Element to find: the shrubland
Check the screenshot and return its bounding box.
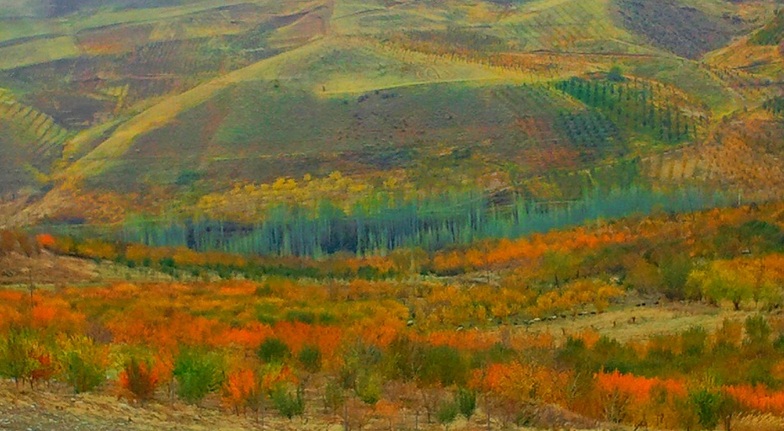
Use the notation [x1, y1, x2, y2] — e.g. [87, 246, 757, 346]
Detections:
[2, 202, 784, 429]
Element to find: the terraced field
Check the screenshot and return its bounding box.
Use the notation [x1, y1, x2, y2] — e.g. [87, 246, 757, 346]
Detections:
[0, 88, 73, 193]
[645, 109, 784, 202]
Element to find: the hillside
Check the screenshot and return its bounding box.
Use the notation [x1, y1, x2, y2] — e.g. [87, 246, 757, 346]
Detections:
[5, 2, 784, 430]
[0, 0, 782, 228]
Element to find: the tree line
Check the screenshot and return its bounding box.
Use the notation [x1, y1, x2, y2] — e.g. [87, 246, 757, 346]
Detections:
[41, 186, 729, 259]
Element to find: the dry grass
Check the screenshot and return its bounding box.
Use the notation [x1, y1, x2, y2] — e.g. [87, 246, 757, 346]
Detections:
[734, 413, 784, 431]
[0, 380, 604, 431]
[0, 36, 80, 71]
[527, 300, 753, 343]
[0, 251, 173, 288]
[0, 380, 313, 431]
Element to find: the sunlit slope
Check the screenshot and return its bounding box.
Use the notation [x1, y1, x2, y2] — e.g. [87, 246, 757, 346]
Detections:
[703, 7, 784, 92]
[0, 0, 782, 222]
[0, 0, 327, 71]
[643, 108, 784, 202]
[61, 37, 529, 187]
[57, 0, 766, 180]
[51, 0, 779, 194]
[0, 88, 72, 193]
[366, 0, 760, 112]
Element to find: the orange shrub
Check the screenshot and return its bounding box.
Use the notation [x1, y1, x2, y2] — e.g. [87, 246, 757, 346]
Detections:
[425, 329, 499, 351]
[31, 298, 85, 333]
[35, 234, 56, 249]
[595, 371, 685, 403]
[221, 322, 274, 350]
[222, 368, 259, 414]
[76, 238, 118, 260]
[725, 385, 784, 415]
[119, 358, 160, 402]
[472, 361, 571, 405]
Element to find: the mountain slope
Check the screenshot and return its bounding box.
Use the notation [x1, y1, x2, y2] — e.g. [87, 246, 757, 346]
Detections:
[0, 0, 782, 223]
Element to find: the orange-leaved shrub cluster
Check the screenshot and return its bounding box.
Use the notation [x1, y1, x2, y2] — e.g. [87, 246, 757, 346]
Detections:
[725, 385, 784, 415]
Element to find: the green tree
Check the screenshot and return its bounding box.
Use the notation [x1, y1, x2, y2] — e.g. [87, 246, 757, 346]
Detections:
[689, 389, 722, 430]
[298, 345, 322, 373]
[258, 338, 291, 364]
[744, 314, 772, 356]
[173, 348, 224, 404]
[387, 335, 424, 382]
[675, 395, 699, 431]
[660, 253, 692, 300]
[456, 387, 477, 419]
[355, 370, 382, 405]
[437, 399, 459, 430]
[540, 251, 579, 287]
[64, 351, 105, 393]
[272, 385, 305, 419]
[58, 335, 106, 394]
[689, 263, 753, 310]
[680, 326, 708, 357]
[420, 346, 469, 387]
[0, 328, 37, 388]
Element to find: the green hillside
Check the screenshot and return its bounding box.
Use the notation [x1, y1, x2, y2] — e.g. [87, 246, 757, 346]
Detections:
[0, 0, 782, 224]
[6, 3, 784, 430]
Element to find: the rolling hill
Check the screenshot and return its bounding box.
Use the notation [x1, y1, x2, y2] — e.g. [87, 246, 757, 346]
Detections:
[0, 0, 783, 227]
[6, 3, 784, 429]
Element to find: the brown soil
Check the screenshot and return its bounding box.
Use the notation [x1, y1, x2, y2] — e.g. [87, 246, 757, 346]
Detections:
[0, 381, 288, 431]
[0, 251, 173, 287]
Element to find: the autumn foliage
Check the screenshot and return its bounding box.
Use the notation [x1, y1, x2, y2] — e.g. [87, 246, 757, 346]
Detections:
[222, 368, 259, 414]
[725, 385, 784, 415]
[1, 203, 784, 429]
[119, 358, 160, 402]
